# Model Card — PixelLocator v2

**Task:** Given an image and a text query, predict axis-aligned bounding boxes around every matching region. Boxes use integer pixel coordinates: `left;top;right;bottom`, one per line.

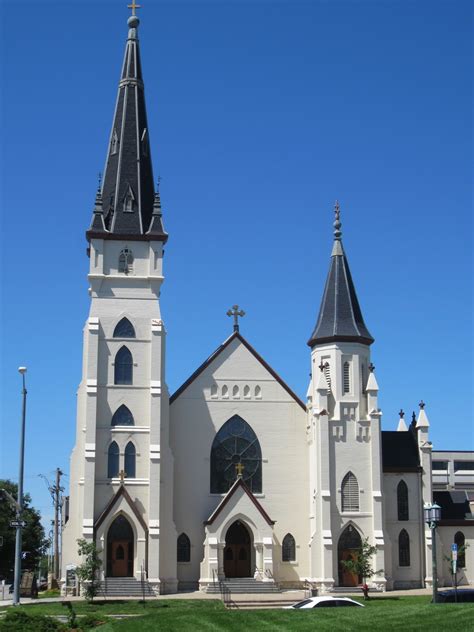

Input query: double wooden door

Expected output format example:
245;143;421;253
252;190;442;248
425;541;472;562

110;540;132;577
224;543;251;577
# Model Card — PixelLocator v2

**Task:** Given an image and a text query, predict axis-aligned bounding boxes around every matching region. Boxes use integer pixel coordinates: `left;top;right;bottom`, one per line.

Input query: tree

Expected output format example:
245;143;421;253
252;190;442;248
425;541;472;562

341;537;383;587
76;539;102;601
0;479;47;579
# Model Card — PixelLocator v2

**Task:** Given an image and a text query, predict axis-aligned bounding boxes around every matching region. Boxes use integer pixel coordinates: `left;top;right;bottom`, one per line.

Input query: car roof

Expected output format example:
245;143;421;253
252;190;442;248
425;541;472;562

306;597;357;603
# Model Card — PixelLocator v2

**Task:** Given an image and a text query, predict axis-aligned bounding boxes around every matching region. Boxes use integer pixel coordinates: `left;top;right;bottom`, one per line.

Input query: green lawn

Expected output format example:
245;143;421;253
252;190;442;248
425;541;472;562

1;597;473;631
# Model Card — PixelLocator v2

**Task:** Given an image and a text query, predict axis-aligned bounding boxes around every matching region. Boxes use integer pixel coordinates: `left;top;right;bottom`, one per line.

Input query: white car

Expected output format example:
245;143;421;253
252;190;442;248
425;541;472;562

284;596;364;609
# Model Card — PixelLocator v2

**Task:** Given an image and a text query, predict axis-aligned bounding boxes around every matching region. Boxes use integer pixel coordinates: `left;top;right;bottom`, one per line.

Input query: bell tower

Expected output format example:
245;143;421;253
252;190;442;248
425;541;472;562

62;11;177;594
306;203;386;592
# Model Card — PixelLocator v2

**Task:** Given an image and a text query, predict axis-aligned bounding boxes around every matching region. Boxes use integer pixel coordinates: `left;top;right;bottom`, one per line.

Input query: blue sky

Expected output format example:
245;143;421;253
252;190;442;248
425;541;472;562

1;0;472;531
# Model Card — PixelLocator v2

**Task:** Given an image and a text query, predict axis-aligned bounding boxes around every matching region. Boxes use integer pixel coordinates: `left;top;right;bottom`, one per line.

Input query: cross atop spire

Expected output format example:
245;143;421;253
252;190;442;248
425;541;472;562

333;199;342;240
227;305;245;333
127;1;142;16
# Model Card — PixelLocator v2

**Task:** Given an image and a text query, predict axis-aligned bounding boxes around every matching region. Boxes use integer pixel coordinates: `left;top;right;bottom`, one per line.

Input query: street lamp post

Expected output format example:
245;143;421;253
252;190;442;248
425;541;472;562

13;367;27;606
424;502;442;604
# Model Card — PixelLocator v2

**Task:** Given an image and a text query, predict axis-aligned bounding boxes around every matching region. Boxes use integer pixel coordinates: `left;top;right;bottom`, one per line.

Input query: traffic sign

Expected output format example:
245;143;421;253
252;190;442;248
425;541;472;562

10;520;26;528
451;543;458;561
451;543;458;551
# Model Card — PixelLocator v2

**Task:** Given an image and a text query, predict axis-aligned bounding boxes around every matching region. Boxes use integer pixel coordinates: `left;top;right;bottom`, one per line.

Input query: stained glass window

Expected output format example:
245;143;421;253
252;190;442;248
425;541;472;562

111;405;134;427
399;529;410;566
113;318;135;338
210;415;262;493
108;442;119;478
124;442;136;478
397;480;409;521
177;533;191;562
282;534;296;562
115;346;133;385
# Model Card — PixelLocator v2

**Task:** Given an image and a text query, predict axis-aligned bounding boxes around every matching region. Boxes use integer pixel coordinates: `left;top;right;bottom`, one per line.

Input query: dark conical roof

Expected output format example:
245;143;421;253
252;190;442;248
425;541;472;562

308;203;374;347
87;15;167;242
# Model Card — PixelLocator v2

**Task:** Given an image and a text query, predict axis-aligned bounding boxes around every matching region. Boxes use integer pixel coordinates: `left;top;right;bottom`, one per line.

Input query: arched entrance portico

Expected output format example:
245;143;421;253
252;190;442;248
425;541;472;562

338;524;362;587
107;515;134;577
224;520;252;578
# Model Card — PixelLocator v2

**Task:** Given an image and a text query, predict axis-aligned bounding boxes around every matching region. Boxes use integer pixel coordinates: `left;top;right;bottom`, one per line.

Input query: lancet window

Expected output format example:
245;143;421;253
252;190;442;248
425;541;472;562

341;472;359;512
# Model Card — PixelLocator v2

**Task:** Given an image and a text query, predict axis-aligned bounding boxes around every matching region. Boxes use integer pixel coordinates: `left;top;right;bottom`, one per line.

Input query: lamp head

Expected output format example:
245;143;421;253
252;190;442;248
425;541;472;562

18;367;27;375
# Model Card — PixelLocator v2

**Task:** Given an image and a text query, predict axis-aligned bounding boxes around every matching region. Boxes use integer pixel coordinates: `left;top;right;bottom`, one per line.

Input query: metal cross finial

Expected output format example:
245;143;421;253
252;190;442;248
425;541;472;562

419;400;425;410
368;362;375;373
127;0;142;16
235;462;245;477
399;409;405;418
411;411;416;423
227;305;245;332
333;199;342;240
156;175;162;193
97;172;102;191
119;469;127;484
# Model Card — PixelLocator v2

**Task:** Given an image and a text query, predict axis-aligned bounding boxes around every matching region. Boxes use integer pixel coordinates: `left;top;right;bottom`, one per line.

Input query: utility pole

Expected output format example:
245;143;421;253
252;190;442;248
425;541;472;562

53;468;63;582
13;367;27;606
39;468;64;586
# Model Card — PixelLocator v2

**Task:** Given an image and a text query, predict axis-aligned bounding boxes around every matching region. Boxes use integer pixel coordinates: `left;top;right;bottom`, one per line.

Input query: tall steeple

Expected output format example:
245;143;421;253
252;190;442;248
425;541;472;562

87;12;167;240
308;202;373;347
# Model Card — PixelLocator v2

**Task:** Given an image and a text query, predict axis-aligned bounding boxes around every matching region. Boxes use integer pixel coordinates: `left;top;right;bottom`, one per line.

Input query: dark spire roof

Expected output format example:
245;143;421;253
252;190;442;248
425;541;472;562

308;202;374;347
87;14;167;242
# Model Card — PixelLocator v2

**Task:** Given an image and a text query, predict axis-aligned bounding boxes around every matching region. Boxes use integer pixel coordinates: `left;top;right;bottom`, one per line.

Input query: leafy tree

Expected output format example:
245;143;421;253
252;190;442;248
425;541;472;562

0;479;47;580
76;539;102;601
341;537;383;585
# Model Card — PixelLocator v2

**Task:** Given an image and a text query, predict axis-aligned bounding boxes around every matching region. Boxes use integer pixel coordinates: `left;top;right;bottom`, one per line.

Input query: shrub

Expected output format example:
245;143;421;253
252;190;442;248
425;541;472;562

0;609;66;632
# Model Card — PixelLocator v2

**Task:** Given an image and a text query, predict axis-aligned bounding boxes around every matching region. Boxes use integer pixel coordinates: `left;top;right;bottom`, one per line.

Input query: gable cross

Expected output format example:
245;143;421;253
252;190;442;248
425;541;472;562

127;0;142;16
119;469;127;484
227;305;245;333
235;462;245;477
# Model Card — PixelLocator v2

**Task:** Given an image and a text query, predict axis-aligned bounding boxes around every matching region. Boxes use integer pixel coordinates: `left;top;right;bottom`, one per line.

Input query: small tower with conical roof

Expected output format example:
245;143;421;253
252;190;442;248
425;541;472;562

306;202;386;592
62;10;177;595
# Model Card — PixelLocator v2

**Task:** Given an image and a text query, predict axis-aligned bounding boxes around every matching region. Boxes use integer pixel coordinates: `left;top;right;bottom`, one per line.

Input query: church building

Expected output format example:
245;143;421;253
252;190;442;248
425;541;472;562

61;11;473;595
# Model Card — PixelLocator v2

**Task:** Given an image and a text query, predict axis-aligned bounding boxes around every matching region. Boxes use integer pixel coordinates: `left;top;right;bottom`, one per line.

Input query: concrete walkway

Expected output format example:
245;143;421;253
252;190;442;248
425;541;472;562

1;585;473;609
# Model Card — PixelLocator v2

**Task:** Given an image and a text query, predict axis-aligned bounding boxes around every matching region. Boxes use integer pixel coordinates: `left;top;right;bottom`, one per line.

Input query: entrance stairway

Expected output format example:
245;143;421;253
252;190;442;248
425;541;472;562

206;577;280;594
99;577;155;597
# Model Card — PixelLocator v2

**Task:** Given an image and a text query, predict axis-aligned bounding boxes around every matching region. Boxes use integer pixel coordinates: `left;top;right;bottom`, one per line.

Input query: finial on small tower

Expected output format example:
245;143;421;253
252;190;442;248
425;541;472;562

227;305;245;333
399;409;404;418
97;172;102;192
333;200;342;241
419;400;425;410
127;1;141;28
368;362;375;373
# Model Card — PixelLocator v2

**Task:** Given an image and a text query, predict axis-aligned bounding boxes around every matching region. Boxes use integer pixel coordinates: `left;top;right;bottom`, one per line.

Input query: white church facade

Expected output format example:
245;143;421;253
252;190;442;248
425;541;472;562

61;12;474;595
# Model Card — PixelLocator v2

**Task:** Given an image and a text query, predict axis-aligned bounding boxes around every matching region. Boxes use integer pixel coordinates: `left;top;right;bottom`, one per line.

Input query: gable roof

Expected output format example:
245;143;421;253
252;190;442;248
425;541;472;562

381;431;421;471
94;483;148;533
170;331;306;410
204;477;275;526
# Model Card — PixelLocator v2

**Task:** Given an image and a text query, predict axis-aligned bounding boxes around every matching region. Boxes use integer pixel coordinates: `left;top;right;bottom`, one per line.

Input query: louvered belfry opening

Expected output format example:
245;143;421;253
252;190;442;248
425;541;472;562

341;472;359;512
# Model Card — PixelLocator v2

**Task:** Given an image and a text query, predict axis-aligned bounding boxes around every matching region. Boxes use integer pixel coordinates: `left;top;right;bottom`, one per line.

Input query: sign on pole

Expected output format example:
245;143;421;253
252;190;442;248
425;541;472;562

451;543;458;575
10;520;26;529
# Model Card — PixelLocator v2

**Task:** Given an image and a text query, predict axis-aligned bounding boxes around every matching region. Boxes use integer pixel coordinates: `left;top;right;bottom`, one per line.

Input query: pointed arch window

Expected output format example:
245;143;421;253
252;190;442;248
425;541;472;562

343;361;350;394
111;405;134;427
210;415;262;493
111;128;119;155
114;346;133;385
124;442;136;478
113;318;135;338
341;472;359;512
118;248;134;274
397;480;409;521
399;529;410;566
455;532;466;568
107;441;119;478
282;533;296;562
177;533;191;563
123;185;135;213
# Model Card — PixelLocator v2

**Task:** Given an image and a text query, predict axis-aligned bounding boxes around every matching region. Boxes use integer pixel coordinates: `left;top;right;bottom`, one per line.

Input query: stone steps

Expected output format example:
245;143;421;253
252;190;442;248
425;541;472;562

206;578;280;594
98;577;155;597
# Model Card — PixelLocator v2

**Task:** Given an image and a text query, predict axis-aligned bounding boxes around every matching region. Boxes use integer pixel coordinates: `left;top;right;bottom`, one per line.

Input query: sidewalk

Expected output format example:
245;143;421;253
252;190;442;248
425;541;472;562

2;584;474;609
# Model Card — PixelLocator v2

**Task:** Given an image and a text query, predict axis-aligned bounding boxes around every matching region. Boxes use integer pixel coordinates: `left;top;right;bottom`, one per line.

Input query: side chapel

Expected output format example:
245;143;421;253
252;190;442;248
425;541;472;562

61;10;473;595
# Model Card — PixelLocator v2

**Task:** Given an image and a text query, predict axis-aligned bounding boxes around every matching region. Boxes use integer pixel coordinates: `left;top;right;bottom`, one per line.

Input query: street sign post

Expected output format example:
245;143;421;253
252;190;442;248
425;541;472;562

451;543;458;601
10;521;26;529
